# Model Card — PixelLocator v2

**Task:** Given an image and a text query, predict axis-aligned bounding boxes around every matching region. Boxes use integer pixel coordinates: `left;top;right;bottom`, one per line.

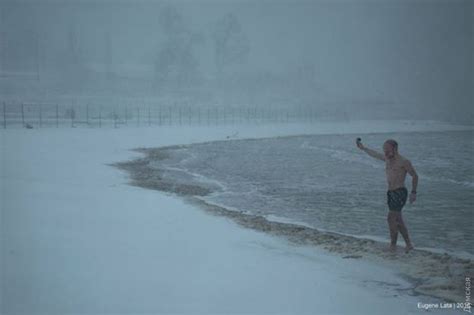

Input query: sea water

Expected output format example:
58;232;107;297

153;130;473;257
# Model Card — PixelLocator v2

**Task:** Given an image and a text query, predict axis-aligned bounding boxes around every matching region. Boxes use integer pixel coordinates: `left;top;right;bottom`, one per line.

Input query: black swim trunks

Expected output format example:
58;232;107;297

387;187;408;211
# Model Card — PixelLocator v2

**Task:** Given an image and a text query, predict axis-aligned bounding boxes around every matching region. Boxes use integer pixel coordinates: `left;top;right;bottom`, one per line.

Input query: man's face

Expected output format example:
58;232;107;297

383;143;396;159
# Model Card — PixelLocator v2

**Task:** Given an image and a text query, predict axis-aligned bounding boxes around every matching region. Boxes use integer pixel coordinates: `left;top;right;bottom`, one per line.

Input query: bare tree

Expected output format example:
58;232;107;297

105;31;113;80
155;5;203;88
212;13;249;77
68;22;81;66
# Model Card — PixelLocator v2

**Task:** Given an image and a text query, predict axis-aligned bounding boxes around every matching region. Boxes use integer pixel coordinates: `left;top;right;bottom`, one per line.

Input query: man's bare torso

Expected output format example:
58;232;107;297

385;155;408;191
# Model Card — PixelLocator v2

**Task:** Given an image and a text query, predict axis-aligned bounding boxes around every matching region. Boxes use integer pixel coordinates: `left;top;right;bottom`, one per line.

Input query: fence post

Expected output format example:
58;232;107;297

71;106;74;128
39;104;42;128
147;107;150;126
56;104;59;128
86;103;89;126
159;106;162;126
3;102;6;129
21;103;25;127
137;107;140;127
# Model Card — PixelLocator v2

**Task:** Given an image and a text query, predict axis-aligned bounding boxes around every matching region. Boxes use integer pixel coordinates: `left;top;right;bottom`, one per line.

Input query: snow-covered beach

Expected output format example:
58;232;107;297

1;120;472;314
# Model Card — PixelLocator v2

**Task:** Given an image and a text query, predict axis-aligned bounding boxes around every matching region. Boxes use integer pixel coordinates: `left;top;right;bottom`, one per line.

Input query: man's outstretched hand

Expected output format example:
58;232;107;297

409;192;417;204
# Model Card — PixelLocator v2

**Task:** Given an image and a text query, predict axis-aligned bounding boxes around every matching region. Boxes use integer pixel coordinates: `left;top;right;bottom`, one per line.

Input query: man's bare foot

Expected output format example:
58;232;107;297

389;244;397;252
405;245;414;253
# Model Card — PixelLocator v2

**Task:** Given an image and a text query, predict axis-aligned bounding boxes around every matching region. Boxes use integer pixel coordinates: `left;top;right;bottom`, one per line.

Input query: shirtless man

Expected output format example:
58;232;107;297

356;138;418;252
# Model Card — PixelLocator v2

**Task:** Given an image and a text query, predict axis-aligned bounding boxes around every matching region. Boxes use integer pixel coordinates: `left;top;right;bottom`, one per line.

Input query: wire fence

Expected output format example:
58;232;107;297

1;101;335;129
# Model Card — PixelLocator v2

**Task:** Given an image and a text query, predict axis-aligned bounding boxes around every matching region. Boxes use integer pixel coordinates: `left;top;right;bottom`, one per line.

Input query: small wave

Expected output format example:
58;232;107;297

420;173;474;188
300;141;318;150
187;171;228;191
194;197;253;215
264;214;315;229
157;164;228;192
319;147;383;169
423;157;454;168
446;178;474;188
300;141;382;169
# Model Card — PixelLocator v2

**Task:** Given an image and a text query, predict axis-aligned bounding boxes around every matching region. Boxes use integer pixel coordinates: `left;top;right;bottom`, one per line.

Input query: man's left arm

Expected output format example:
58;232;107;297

405;160;418;203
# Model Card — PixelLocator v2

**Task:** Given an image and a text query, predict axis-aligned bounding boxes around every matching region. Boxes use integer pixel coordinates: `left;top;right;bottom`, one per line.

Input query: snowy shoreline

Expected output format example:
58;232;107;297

2;120;472;314
114;141;473;303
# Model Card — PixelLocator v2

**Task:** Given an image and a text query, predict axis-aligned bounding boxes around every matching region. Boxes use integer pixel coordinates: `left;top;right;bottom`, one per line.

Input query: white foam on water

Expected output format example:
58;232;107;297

195;196;253;215
420;173;474;188
264;214;316;229
156;162;228;193
324;147;383;168
301;141;383;170
446;178;474;188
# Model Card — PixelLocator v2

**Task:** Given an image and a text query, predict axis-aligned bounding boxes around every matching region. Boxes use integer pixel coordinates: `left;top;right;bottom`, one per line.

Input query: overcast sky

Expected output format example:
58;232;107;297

1;0;472;116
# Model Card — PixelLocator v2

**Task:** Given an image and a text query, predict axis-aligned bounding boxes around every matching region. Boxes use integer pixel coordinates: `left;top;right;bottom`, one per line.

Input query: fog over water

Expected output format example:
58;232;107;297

0;0;472;122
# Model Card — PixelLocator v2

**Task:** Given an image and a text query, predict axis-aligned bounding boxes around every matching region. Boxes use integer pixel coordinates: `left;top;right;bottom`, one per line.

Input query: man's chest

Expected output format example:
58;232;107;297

385;161;405;175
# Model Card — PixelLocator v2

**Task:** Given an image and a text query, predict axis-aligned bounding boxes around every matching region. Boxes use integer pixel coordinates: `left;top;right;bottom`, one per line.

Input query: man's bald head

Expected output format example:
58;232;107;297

384;139;398;150
383;139;398;159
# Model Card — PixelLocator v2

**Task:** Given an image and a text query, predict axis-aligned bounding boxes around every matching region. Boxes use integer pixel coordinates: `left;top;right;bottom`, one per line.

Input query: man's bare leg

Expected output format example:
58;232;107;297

396;212;414;252
387;211;399;251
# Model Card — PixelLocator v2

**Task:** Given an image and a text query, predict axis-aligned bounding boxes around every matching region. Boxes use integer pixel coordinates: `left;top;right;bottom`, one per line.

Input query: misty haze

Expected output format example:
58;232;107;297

1;1;473;314
1;0;472;123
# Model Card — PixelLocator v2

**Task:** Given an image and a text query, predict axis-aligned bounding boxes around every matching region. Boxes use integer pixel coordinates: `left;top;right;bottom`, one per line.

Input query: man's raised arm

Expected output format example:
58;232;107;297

356;139;385;161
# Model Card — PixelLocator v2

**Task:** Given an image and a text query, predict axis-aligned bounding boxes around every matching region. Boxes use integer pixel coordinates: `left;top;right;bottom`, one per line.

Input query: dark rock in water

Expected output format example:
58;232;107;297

25;123;33;129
